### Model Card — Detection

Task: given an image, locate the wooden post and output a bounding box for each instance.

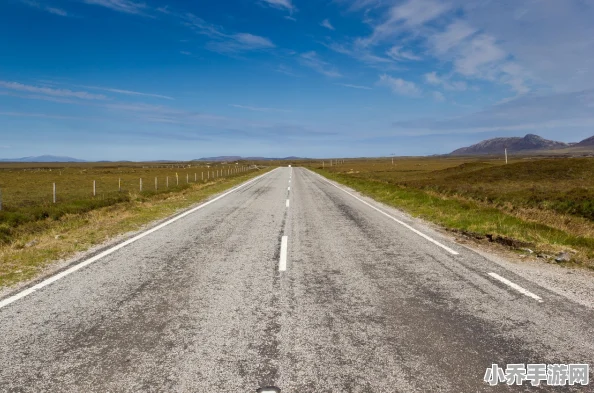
[53,183,56,203]
[140,178,143,192]
[195,173,197,182]
[166,176,169,188]
[155,177,158,190]
[186,173,189,183]
[505,148,508,164]
[118,178,121,192]
[93,180,96,196]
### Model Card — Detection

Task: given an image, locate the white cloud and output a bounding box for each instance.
[0,81,107,100]
[429,20,477,56]
[386,45,421,61]
[393,88,594,131]
[232,33,275,49]
[321,19,335,30]
[230,104,290,112]
[299,52,342,78]
[46,7,68,16]
[336,83,372,90]
[83,0,146,15]
[454,34,507,77]
[432,91,445,102]
[20,1,70,16]
[361,0,451,46]
[261,0,295,13]
[81,85,174,100]
[284,15,297,21]
[275,64,299,77]
[180,13,275,53]
[424,72,467,91]
[377,74,421,96]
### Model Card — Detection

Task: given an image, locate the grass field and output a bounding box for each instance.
[0,161,255,244]
[0,161,267,287]
[305,156,594,268]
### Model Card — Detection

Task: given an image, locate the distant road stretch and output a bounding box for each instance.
[0,167,592,392]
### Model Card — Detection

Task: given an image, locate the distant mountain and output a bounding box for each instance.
[575,135,594,147]
[193,156,306,161]
[0,155,86,162]
[450,134,569,155]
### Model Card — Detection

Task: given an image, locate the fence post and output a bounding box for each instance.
[93,180,96,196]
[176,173,179,186]
[118,178,121,192]
[140,178,142,192]
[186,173,189,183]
[195,173,197,182]
[166,176,169,188]
[53,183,56,203]
[155,177,158,190]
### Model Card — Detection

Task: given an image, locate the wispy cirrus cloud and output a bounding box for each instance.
[320,19,335,30]
[0,81,107,100]
[336,83,372,90]
[0,111,83,120]
[80,85,174,100]
[82,0,147,15]
[386,45,421,61]
[260,0,295,13]
[20,0,70,16]
[393,88,594,133]
[174,13,275,53]
[299,52,342,78]
[424,72,468,91]
[275,64,300,77]
[377,74,421,97]
[230,104,291,112]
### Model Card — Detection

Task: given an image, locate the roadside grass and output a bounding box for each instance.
[0,168,271,288]
[309,157,594,269]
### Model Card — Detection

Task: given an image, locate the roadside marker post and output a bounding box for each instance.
[140,178,143,192]
[53,183,56,203]
[93,180,96,197]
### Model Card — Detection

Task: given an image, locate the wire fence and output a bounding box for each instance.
[0,165,256,212]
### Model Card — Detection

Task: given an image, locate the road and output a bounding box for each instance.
[0,167,593,392]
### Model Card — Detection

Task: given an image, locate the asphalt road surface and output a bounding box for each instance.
[0,167,593,392]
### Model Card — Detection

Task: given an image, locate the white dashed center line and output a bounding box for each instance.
[279,236,288,271]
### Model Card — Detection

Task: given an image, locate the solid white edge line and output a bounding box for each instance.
[286,199,290,207]
[279,236,288,271]
[488,272,543,302]
[0,168,279,310]
[311,170,459,255]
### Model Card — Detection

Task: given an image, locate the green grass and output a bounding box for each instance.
[307,157,594,268]
[0,166,270,288]
[0,162,255,245]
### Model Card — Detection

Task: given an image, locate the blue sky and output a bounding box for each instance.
[1,0,594,160]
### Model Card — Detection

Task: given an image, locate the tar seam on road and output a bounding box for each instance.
[488,272,543,302]
[310,170,459,256]
[0,169,279,310]
[279,236,288,272]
